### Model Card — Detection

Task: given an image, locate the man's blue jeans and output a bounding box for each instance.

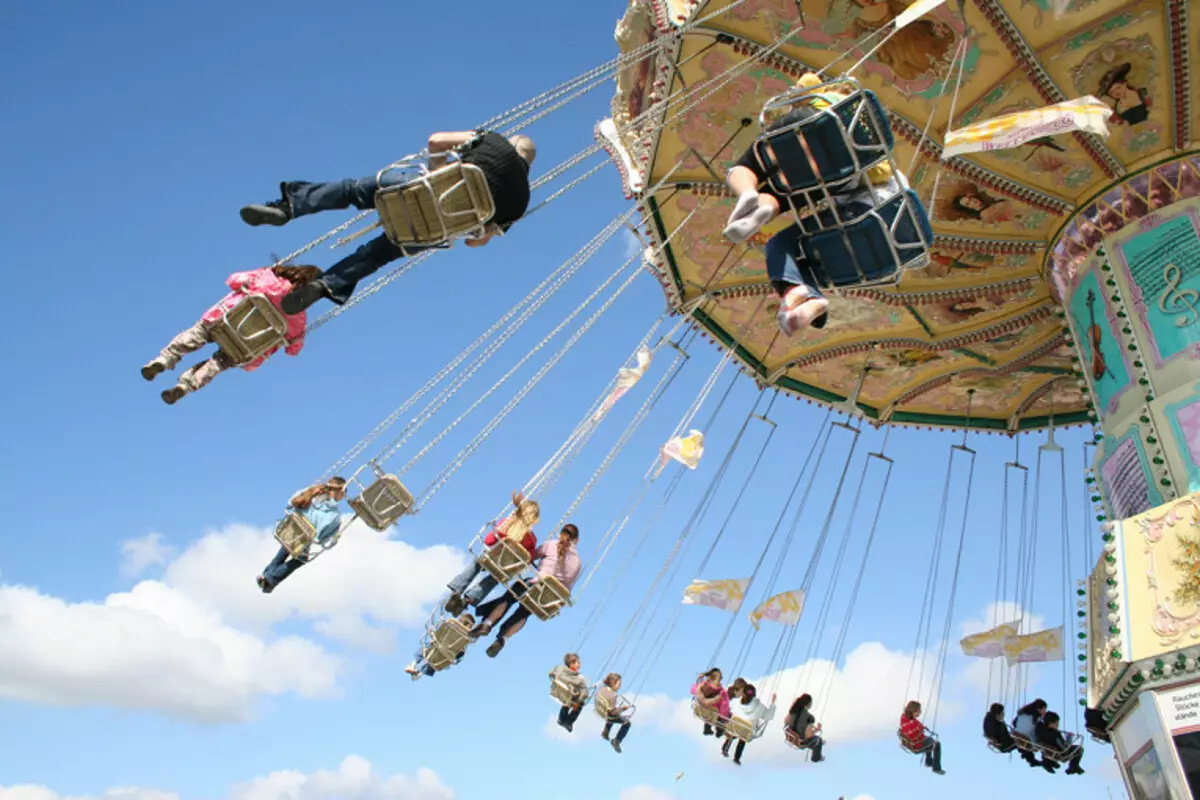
[262,545,307,588]
[447,561,499,607]
[284,175,437,305]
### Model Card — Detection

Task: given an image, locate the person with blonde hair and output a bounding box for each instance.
[257,477,348,593]
[142,265,321,405]
[239,130,537,314]
[445,491,540,615]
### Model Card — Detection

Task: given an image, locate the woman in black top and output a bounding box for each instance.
[784,693,825,762]
[238,130,536,313]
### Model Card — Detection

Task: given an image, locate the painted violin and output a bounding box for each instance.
[1086,289,1111,381]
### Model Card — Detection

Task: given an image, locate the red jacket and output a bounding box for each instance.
[484,517,537,558]
[900,715,925,746]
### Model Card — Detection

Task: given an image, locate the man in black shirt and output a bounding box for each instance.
[984,703,1038,765]
[239,131,535,313]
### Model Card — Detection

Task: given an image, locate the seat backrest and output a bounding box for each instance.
[551,679,577,706]
[753,89,894,198]
[692,702,720,724]
[209,294,289,365]
[594,692,613,718]
[349,475,414,531]
[804,189,931,290]
[518,576,572,621]
[432,618,469,653]
[274,513,318,558]
[726,716,755,741]
[478,538,532,583]
[374,163,497,247]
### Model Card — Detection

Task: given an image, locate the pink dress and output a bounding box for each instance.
[200,268,307,371]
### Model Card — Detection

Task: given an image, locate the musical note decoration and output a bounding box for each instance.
[1159,263,1200,328]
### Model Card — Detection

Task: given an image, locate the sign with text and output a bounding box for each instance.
[1157,685,1200,734]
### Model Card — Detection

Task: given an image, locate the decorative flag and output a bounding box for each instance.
[749,589,807,630]
[959,621,1021,658]
[682,577,750,613]
[593,345,653,422]
[1003,625,1065,666]
[942,97,1111,159]
[661,429,705,471]
[895,0,947,30]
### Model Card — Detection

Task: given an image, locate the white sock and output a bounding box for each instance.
[724,205,775,242]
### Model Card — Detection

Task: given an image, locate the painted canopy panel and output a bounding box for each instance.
[607,0,1197,430]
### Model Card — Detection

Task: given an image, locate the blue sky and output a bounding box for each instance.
[0,2,1123,799]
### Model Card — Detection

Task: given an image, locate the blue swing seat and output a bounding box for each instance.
[752,88,894,200]
[803,189,933,289]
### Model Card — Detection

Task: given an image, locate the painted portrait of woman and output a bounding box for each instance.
[939,184,1026,225]
[1097,62,1151,126]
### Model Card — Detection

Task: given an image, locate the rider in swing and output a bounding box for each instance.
[239,130,536,313]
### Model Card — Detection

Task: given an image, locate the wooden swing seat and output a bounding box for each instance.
[551,678,585,707]
[209,294,289,365]
[275,512,318,558]
[347,474,414,531]
[374,161,496,247]
[726,716,755,742]
[692,700,722,726]
[515,575,572,621]
[423,618,471,672]
[477,538,531,584]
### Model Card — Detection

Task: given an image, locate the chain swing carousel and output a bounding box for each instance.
[598,0,1200,793]
[159,0,1200,789]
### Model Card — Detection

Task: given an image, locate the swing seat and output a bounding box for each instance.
[374,161,496,247]
[726,716,755,742]
[423,618,470,672]
[347,474,414,531]
[804,189,933,289]
[594,690,613,718]
[754,87,894,199]
[209,294,289,366]
[515,576,572,621]
[477,538,532,584]
[897,729,936,755]
[551,678,585,707]
[274,512,318,558]
[692,700,722,726]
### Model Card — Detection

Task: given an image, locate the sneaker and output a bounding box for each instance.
[444,593,466,616]
[255,575,267,592]
[776,286,811,337]
[732,758,742,766]
[486,638,505,658]
[281,280,330,315]
[161,386,187,405]
[141,360,167,381]
[811,755,824,763]
[557,720,574,733]
[1065,766,1085,775]
[611,739,622,754]
[240,186,292,227]
[601,729,610,741]
[932,768,946,775]
[468,623,491,640]
[404,662,420,679]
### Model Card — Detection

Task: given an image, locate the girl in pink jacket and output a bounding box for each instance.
[142,265,320,405]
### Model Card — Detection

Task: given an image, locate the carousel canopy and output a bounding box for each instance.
[600,0,1195,432]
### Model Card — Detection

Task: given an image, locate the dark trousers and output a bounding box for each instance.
[917,739,943,771]
[723,737,748,761]
[1044,743,1084,771]
[558,704,583,727]
[477,585,532,639]
[604,716,631,743]
[262,545,307,587]
[283,177,436,304]
[803,735,825,761]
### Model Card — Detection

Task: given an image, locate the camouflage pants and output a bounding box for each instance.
[157,321,233,392]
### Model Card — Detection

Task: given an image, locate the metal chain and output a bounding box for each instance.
[413,260,648,509]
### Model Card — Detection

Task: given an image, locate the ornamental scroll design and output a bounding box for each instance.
[1135,496,1200,647]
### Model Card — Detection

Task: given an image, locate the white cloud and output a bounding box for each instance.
[0,520,465,722]
[620,641,965,766]
[0,788,179,800]
[119,533,174,578]
[0,757,453,800]
[619,787,673,800]
[0,581,341,723]
[229,756,454,800]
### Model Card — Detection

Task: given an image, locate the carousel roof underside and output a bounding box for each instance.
[602,0,1199,432]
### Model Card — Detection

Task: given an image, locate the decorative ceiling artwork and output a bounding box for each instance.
[600,0,1199,431]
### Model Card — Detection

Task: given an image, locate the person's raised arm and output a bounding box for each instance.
[428,131,476,167]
